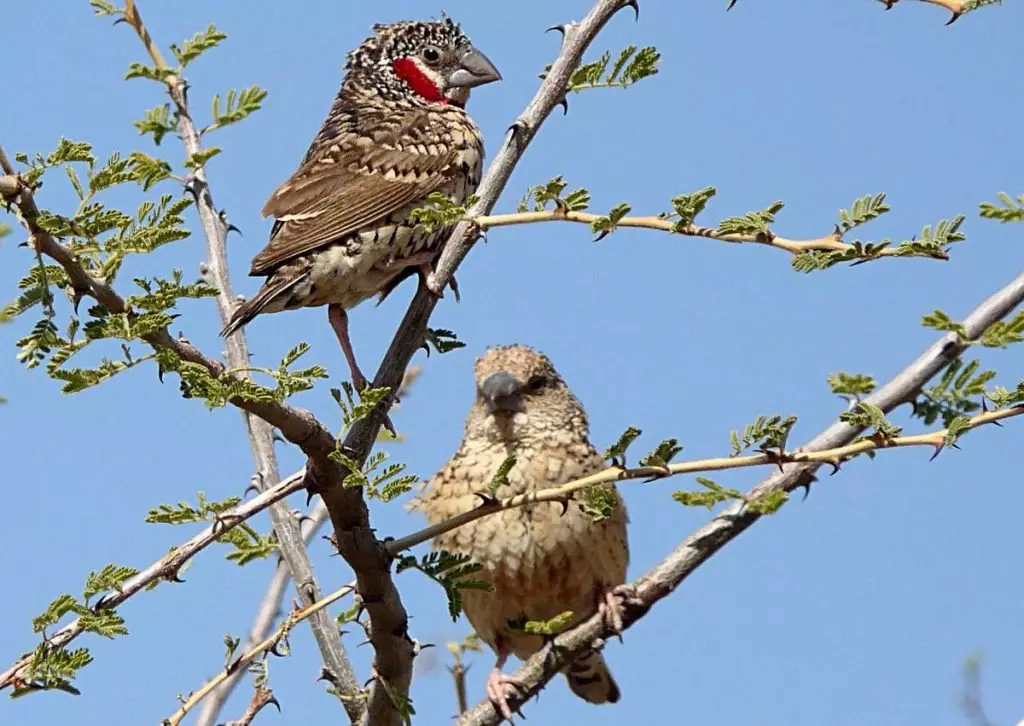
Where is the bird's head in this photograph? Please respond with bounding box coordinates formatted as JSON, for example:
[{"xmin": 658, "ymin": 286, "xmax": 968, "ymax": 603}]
[
  {"xmin": 346, "ymin": 16, "xmax": 501, "ymax": 107},
  {"xmin": 468, "ymin": 344, "xmax": 590, "ymax": 444}
]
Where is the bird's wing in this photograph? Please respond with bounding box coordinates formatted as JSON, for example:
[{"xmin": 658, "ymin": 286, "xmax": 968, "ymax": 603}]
[{"xmin": 250, "ymin": 107, "xmax": 461, "ymax": 276}]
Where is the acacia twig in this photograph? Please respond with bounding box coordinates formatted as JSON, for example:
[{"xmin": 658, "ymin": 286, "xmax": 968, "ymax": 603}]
[
  {"xmin": 390, "ymin": 404, "xmax": 1022, "ymax": 556},
  {"xmin": 473, "ymin": 209, "xmax": 944, "ymax": 259},
  {"xmin": 165, "ymin": 582, "xmax": 357, "ymax": 726},
  {"xmin": 117, "ymin": 2, "xmax": 362, "ymax": 716},
  {"xmin": 195, "ymin": 499, "xmax": 329, "ymax": 726},
  {"xmin": 455, "ymin": 267, "xmax": 1024, "ymax": 724},
  {"xmin": 0, "ymin": 471, "xmax": 306, "ymax": 691},
  {"xmin": 225, "ymin": 685, "xmax": 281, "ymax": 726}
]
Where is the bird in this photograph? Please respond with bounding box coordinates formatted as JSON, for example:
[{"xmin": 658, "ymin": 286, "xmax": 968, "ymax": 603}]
[
  {"xmin": 221, "ymin": 17, "xmax": 501, "ymax": 394},
  {"xmin": 411, "ymin": 344, "xmax": 631, "ymax": 719}
]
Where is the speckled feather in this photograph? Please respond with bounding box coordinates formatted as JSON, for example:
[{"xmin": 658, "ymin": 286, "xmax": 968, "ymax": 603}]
[
  {"xmin": 222, "ymin": 18, "xmax": 486, "ymax": 336},
  {"xmin": 412, "ymin": 345, "xmax": 629, "ymax": 705}
]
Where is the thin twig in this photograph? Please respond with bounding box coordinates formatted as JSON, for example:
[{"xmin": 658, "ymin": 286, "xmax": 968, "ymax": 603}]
[
  {"xmin": 224, "ymin": 685, "xmax": 281, "ymax": 726},
  {"xmin": 195, "ymin": 500, "xmax": 329, "ymax": 726},
  {"xmin": 0, "ymin": 471, "xmax": 306, "ymax": 691},
  {"xmin": 117, "ymin": 3, "xmax": 365, "ymax": 716},
  {"xmin": 456, "ymin": 267, "xmax": 1024, "ymax": 724},
  {"xmin": 390, "ymin": 405, "xmax": 1022, "ymax": 556},
  {"xmin": 165, "ymin": 582, "xmax": 357, "ymax": 726},
  {"xmin": 473, "ymin": 210, "xmax": 929, "ymax": 259}
]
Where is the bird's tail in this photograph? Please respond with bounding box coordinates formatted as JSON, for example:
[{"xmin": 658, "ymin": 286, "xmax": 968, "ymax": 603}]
[
  {"xmin": 564, "ymin": 651, "xmax": 620, "ymax": 705},
  {"xmin": 220, "ymin": 274, "xmax": 305, "ymax": 338}
]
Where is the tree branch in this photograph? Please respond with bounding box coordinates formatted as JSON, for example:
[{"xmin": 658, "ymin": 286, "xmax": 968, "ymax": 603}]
[
  {"xmin": 456, "ymin": 266, "xmax": 1024, "ymax": 724},
  {"xmin": 195, "ymin": 500, "xmax": 330, "ymax": 726},
  {"xmin": 224, "ymin": 685, "xmax": 280, "ymax": 726},
  {"xmin": 105, "ymin": 2, "xmax": 365, "ymax": 716},
  {"xmin": 0, "ymin": 471, "xmax": 306, "ymax": 691},
  {"xmin": 473, "ymin": 209, "xmax": 945, "ymax": 259},
  {"xmin": 390, "ymin": 404, "xmax": 1022, "ymax": 557},
  {"xmin": 165, "ymin": 582, "xmax": 356, "ymax": 726}
]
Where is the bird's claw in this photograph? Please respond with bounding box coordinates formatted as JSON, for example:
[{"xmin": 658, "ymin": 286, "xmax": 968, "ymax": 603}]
[
  {"xmin": 598, "ymin": 584, "xmax": 639, "ymax": 639},
  {"xmin": 487, "ymin": 669, "xmax": 526, "ymax": 722}
]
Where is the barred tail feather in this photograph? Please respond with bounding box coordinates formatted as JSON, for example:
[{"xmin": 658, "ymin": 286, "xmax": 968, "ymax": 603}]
[
  {"xmin": 220, "ymin": 274, "xmax": 305, "ymax": 338},
  {"xmin": 564, "ymin": 651, "xmax": 620, "ymax": 705}
]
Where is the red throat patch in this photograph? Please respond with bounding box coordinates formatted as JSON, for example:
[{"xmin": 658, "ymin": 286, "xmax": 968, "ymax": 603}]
[{"xmin": 392, "ymin": 57, "xmax": 448, "ymax": 104}]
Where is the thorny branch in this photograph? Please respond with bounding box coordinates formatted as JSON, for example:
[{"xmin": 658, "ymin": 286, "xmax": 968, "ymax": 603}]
[
  {"xmin": 117, "ymin": 0, "xmax": 361, "ymax": 717},
  {"xmin": 198, "ymin": 366, "xmax": 418, "ymax": 726},
  {"xmin": 877, "ymin": 0, "xmax": 997, "ymax": 25},
  {"xmin": 0, "ymin": 471, "xmax": 307, "ymax": 691},
  {"xmin": 473, "ymin": 209, "xmax": 946, "ymax": 260},
  {"xmin": 456, "ymin": 267, "xmax": 1024, "ymax": 724},
  {"xmin": 165, "ymin": 582, "xmax": 356, "ymax": 726},
  {"xmin": 388, "ymin": 405, "xmax": 1023, "ymax": 556},
  {"xmin": 224, "ymin": 686, "xmax": 281, "ymax": 726}
]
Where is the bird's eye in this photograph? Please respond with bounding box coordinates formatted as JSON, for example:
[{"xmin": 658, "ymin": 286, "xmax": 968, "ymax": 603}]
[
  {"xmin": 422, "ymin": 46, "xmax": 441, "ymax": 64},
  {"xmin": 527, "ymin": 376, "xmax": 547, "ymax": 392}
]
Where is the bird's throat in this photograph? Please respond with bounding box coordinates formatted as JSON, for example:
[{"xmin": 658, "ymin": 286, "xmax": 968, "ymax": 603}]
[{"xmin": 392, "ymin": 57, "xmax": 448, "ymax": 104}]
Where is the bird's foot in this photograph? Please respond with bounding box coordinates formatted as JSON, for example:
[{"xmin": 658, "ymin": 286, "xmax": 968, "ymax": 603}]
[
  {"xmin": 486, "ymin": 668, "xmax": 526, "ymax": 722},
  {"xmin": 598, "ymin": 583, "xmax": 640, "ymax": 639}
]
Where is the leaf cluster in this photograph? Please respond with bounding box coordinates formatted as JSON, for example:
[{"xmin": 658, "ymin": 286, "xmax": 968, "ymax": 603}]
[{"xmin": 396, "ymin": 551, "xmax": 492, "ymax": 621}]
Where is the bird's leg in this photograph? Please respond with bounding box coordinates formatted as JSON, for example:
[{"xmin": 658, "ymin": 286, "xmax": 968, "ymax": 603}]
[
  {"xmin": 486, "ymin": 641, "xmax": 526, "ymax": 722},
  {"xmin": 327, "ymin": 304, "xmax": 396, "ymax": 435},
  {"xmin": 597, "ymin": 583, "xmax": 640, "ymax": 639}
]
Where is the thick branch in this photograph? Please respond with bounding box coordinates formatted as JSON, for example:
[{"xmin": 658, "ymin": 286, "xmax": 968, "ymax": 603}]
[
  {"xmin": 457, "ymin": 266, "xmax": 1024, "ymax": 724},
  {"xmin": 0, "ymin": 471, "xmax": 306, "ymax": 691},
  {"xmin": 474, "ymin": 209, "xmax": 940, "ymax": 259}
]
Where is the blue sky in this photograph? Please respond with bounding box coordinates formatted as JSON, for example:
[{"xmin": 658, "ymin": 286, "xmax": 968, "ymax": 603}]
[{"xmin": 2, "ymin": 1, "xmax": 1023, "ymax": 724}]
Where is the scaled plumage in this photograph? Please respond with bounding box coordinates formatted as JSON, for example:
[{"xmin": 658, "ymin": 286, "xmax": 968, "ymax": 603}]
[
  {"xmin": 222, "ymin": 18, "xmax": 500, "ymax": 390},
  {"xmin": 412, "ymin": 345, "xmax": 630, "ymax": 718}
]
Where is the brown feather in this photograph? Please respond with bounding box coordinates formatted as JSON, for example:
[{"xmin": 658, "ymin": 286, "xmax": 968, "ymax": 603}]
[
  {"xmin": 221, "ymin": 272, "xmax": 308, "ymax": 337},
  {"xmin": 249, "ymin": 109, "xmax": 460, "ymax": 277}
]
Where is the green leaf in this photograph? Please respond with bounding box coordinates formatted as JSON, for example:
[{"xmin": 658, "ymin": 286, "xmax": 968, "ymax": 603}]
[
  {"xmin": 944, "ymin": 415, "xmax": 973, "ymax": 447},
  {"xmin": 669, "ymin": 187, "xmax": 717, "ymax": 229},
  {"xmin": 489, "ymin": 455, "xmax": 517, "ymax": 494},
  {"xmin": 717, "ymin": 200, "xmax": 785, "ymax": 236},
  {"xmin": 839, "ymin": 402, "xmax": 902, "ymax": 440},
  {"xmin": 912, "ymin": 358, "xmax": 995, "ymax": 426},
  {"xmin": 921, "ymin": 309, "xmax": 967, "ymax": 339},
  {"xmin": 746, "ymin": 490, "xmax": 789, "ymax": 515},
  {"xmin": 579, "ymin": 484, "xmax": 618, "ymax": 522},
  {"xmin": 893, "ymin": 216, "xmax": 965, "ymax": 259},
  {"xmin": 15, "ymin": 645, "xmax": 94, "ymax": 697},
  {"xmin": 424, "ymin": 327, "xmax": 466, "ymax": 355},
  {"xmin": 408, "ymin": 192, "xmax": 475, "ymax": 233},
  {"xmin": 207, "ymin": 85, "xmax": 268, "ymax": 132},
  {"xmin": 672, "ymin": 477, "xmax": 743, "ymax": 511},
  {"xmin": 729, "ymin": 414, "xmax": 797, "ymax": 456},
  {"xmin": 827, "ymin": 371, "xmax": 877, "ymax": 398},
  {"xmin": 837, "ymin": 193, "xmax": 890, "ymax": 233},
  {"xmin": 170, "ymin": 24, "xmax": 228, "ymax": 67},
  {"xmin": 33, "ymin": 594, "xmax": 82, "ymax": 633},
  {"xmin": 517, "ymin": 175, "xmax": 590, "ymax": 213},
  {"xmin": 397, "ymin": 551, "xmax": 492, "ymax": 621},
  {"xmin": 124, "ymin": 62, "xmax": 176, "ymax": 83},
  {"xmin": 590, "ymin": 202, "xmax": 632, "ymax": 241},
  {"xmin": 184, "ymin": 147, "xmax": 222, "ymax": 170},
  {"xmin": 127, "ymin": 151, "xmax": 173, "ymax": 190},
  {"xmin": 146, "ymin": 491, "xmax": 243, "ymax": 525},
  {"xmin": 638, "ymin": 438, "xmax": 683, "ymax": 469},
  {"xmin": 508, "ymin": 610, "xmax": 574, "ymax": 636},
  {"xmin": 979, "ymin": 192, "xmax": 1024, "ymax": 224},
  {"xmin": 978, "ymin": 310, "xmax": 1024, "ymax": 348},
  {"xmin": 223, "ymin": 633, "xmax": 241, "ymax": 666},
  {"xmin": 83, "ymin": 565, "xmax": 138, "ymax": 604},
  {"xmin": 134, "ymin": 104, "xmax": 178, "ymax": 145},
  {"xmin": 543, "ymin": 45, "xmax": 660, "ymax": 92},
  {"xmin": 602, "ymin": 426, "xmax": 642, "ymax": 465}
]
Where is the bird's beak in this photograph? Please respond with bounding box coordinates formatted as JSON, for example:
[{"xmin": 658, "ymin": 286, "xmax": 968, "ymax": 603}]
[
  {"xmin": 447, "ymin": 47, "xmax": 502, "ymax": 89},
  {"xmin": 481, "ymin": 371, "xmax": 523, "ymax": 414}
]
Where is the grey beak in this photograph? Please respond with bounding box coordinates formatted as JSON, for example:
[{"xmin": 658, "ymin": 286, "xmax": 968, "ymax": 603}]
[
  {"xmin": 481, "ymin": 371, "xmax": 522, "ymax": 414},
  {"xmin": 447, "ymin": 47, "xmax": 502, "ymax": 89}
]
